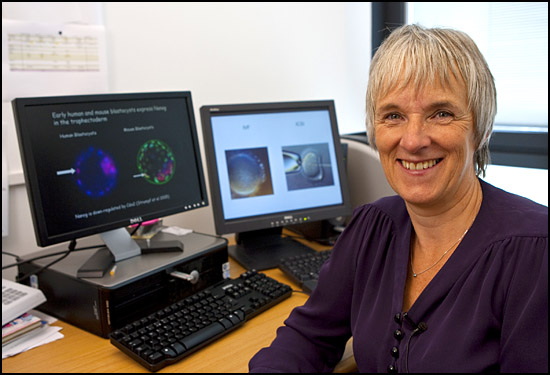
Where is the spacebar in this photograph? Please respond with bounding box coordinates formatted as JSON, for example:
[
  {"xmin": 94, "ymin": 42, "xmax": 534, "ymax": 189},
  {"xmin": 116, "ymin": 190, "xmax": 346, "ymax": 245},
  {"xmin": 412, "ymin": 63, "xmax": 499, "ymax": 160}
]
[{"xmin": 181, "ymin": 322, "xmax": 225, "ymax": 350}]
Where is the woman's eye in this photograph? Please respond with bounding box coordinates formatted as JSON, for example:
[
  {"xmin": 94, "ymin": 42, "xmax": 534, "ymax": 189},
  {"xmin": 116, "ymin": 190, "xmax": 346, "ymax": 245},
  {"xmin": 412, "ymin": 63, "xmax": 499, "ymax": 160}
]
[
  {"xmin": 386, "ymin": 113, "xmax": 401, "ymax": 121},
  {"xmin": 435, "ymin": 111, "xmax": 452, "ymax": 118},
  {"xmin": 430, "ymin": 111, "xmax": 454, "ymax": 124}
]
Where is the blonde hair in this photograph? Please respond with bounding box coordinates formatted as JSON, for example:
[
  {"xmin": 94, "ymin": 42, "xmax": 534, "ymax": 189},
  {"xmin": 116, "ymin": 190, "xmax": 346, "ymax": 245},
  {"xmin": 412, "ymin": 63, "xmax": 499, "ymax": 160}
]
[{"xmin": 366, "ymin": 24, "xmax": 496, "ymax": 177}]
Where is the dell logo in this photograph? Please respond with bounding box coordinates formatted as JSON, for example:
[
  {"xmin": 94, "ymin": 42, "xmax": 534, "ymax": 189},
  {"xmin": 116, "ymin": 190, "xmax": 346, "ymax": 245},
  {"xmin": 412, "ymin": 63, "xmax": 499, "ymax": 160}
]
[{"xmin": 129, "ymin": 217, "xmax": 143, "ymax": 224}]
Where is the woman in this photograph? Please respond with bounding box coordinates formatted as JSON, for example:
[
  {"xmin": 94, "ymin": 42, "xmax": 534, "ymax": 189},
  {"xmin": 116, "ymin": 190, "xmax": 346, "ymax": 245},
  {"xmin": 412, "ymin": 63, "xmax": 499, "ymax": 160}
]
[{"xmin": 249, "ymin": 25, "xmax": 548, "ymax": 373}]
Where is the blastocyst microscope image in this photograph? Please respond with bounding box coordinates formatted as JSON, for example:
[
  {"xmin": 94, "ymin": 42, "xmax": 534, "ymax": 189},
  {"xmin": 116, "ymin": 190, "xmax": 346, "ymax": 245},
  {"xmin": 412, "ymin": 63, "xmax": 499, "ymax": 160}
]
[
  {"xmin": 75, "ymin": 146, "xmax": 118, "ymax": 197},
  {"xmin": 137, "ymin": 139, "xmax": 176, "ymax": 185}
]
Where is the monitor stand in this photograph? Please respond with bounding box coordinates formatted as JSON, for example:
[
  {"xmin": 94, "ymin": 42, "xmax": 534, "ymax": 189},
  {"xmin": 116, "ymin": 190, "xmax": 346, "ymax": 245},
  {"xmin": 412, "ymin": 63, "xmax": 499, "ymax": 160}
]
[
  {"xmin": 229, "ymin": 227, "xmax": 315, "ymax": 271},
  {"xmin": 76, "ymin": 227, "xmax": 184, "ymax": 278}
]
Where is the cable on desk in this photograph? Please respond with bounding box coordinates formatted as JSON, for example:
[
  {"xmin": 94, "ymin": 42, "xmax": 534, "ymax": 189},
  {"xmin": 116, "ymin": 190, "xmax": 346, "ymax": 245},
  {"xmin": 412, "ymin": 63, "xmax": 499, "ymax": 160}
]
[
  {"xmin": 2, "ymin": 242, "xmax": 104, "ymax": 270},
  {"xmin": 15, "ymin": 239, "xmax": 78, "ymax": 283}
]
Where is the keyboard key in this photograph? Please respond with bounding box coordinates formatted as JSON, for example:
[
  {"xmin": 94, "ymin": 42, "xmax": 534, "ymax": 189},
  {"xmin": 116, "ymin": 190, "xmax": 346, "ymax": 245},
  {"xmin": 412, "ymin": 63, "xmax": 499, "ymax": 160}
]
[
  {"xmin": 147, "ymin": 351, "xmax": 164, "ymax": 364},
  {"xmin": 170, "ymin": 342, "xmax": 186, "ymax": 356},
  {"xmin": 180, "ymin": 322, "xmax": 225, "ymax": 350}
]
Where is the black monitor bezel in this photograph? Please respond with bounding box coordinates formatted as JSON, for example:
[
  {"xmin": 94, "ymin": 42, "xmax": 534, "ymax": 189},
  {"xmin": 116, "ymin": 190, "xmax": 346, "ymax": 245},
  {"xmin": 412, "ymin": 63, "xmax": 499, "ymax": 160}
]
[
  {"xmin": 12, "ymin": 91, "xmax": 208, "ymax": 247},
  {"xmin": 200, "ymin": 100, "xmax": 352, "ymax": 236}
]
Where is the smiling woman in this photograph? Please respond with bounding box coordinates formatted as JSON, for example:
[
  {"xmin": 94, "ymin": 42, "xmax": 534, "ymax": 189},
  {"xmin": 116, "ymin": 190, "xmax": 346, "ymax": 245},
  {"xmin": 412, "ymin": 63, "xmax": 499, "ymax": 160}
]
[
  {"xmin": 366, "ymin": 26, "xmax": 496, "ymax": 180},
  {"xmin": 372, "ymin": 73, "xmax": 479, "ymax": 210},
  {"xmin": 366, "ymin": 28, "xmax": 486, "ymax": 311},
  {"xmin": 249, "ymin": 24, "xmax": 548, "ymax": 373}
]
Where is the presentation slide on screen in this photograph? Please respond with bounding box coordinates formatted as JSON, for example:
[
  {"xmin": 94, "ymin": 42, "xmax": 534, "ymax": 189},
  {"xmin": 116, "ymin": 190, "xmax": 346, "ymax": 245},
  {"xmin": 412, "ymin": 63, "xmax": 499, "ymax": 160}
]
[
  {"xmin": 24, "ymin": 97, "xmax": 204, "ymax": 237},
  {"xmin": 211, "ymin": 110, "xmax": 343, "ymax": 220}
]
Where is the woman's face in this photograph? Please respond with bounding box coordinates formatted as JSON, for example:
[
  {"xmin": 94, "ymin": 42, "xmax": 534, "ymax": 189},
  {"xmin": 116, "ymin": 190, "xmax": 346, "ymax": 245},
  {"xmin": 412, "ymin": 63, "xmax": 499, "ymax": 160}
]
[{"xmin": 374, "ymin": 75, "xmax": 478, "ymax": 209}]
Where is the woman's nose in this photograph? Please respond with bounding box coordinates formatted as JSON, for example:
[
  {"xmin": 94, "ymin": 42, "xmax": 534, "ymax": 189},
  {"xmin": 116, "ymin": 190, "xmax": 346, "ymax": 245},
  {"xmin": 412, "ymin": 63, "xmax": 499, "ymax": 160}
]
[{"xmin": 399, "ymin": 116, "xmax": 431, "ymax": 153}]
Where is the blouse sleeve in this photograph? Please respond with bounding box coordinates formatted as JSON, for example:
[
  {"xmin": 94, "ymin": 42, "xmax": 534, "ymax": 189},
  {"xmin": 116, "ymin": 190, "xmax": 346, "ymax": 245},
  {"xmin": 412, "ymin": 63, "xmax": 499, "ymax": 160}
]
[
  {"xmin": 499, "ymin": 236, "xmax": 548, "ymax": 373},
  {"xmin": 249, "ymin": 205, "xmax": 393, "ymax": 372}
]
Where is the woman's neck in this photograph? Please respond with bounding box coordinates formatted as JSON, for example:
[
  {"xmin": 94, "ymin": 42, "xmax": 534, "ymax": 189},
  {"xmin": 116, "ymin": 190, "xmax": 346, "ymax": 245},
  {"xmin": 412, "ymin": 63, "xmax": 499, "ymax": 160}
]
[{"xmin": 406, "ymin": 178, "xmax": 483, "ymax": 249}]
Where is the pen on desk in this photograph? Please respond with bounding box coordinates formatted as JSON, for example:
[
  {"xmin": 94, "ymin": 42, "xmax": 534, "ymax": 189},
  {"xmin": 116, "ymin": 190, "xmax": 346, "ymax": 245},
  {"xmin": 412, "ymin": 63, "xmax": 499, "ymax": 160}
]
[{"xmin": 110, "ymin": 265, "xmax": 117, "ymax": 276}]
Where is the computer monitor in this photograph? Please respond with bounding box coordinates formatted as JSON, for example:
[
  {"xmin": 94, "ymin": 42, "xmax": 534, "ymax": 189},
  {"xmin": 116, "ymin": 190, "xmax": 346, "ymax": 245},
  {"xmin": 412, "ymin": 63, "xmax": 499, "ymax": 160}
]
[
  {"xmin": 200, "ymin": 100, "xmax": 351, "ymax": 270},
  {"xmin": 12, "ymin": 91, "xmax": 208, "ymax": 278}
]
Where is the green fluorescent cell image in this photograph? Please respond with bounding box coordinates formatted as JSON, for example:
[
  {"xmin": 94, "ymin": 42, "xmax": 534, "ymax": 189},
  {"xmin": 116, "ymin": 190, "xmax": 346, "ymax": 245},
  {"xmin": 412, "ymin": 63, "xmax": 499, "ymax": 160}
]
[{"xmin": 137, "ymin": 139, "xmax": 176, "ymax": 185}]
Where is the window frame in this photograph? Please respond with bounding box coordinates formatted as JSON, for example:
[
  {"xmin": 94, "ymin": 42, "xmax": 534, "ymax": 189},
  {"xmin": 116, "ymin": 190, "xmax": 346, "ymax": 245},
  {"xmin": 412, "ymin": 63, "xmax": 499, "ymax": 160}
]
[{"xmin": 369, "ymin": 1, "xmax": 548, "ymax": 170}]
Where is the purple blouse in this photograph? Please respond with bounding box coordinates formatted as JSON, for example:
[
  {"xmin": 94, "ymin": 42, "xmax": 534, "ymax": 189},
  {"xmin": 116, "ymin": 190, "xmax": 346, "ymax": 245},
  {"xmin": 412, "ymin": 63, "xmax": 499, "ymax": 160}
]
[{"xmin": 249, "ymin": 180, "xmax": 548, "ymax": 373}]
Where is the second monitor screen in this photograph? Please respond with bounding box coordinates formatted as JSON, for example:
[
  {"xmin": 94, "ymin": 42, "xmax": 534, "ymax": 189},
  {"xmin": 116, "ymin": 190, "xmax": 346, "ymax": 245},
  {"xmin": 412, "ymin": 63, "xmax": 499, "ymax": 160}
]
[{"xmin": 210, "ymin": 109, "xmax": 343, "ymax": 221}]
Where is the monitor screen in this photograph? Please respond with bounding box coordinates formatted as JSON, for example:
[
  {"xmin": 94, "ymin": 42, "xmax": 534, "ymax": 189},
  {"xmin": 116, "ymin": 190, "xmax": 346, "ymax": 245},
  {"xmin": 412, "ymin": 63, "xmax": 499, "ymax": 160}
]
[
  {"xmin": 13, "ymin": 91, "xmax": 208, "ymax": 277},
  {"xmin": 200, "ymin": 100, "xmax": 351, "ymax": 270}
]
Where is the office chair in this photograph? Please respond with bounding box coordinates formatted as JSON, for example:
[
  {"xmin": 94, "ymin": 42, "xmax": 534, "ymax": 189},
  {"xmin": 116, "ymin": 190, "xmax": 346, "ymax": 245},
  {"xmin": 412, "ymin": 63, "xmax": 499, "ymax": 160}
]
[{"xmin": 340, "ymin": 134, "xmax": 395, "ymax": 209}]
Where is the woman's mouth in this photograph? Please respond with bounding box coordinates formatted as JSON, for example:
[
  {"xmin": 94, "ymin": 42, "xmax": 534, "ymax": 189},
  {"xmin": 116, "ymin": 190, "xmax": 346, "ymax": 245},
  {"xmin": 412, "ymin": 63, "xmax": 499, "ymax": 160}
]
[{"xmin": 399, "ymin": 158, "xmax": 442, "ymax": 171}]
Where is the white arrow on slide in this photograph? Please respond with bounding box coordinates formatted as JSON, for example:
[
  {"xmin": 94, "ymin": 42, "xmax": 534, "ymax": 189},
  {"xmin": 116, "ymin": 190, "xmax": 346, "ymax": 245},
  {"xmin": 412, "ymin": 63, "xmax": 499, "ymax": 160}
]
[{"xmin": 56, "ymin": 168, "xmax": 76, "ymax": 176}]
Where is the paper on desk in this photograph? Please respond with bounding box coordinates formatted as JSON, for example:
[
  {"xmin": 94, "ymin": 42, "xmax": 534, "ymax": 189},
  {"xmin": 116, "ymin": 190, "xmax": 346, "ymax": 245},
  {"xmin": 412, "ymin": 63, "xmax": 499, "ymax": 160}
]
[
  {"xmin": 161, "ymin": 226, "xmax": 193, "ymax": 236},
  {"xmin": 29, "ymin": 309, "xmax": 57, "ymax": 324},
  {"xmin": 2, "ymin": 310, "xmax": 63, "ymax": 359},
  {"xmin": 2, "ymin": 325, "xmax": 63, "ymax": 359}
]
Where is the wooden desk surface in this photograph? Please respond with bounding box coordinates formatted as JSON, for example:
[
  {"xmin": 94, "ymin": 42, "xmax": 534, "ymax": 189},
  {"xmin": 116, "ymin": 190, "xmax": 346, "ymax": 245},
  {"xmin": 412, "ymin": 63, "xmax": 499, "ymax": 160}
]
[{"xmin": 2, "ymin": 236, "xmax": 356, "ymax": 373}]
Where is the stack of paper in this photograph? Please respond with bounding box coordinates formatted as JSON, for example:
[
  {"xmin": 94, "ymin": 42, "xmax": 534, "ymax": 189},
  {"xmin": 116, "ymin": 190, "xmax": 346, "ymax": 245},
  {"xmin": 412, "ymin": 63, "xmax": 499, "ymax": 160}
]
[
  {"xmin": 2, "ymin": 313, "xmax": 43, "ymax": 345},
  {"xmin": 2, "ymin": 310, "xmax": 63, "ymax": 359}
]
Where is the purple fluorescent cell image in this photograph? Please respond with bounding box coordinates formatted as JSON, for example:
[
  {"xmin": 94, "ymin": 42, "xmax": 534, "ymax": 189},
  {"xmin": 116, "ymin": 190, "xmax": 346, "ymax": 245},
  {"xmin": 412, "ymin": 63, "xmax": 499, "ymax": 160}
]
[{"xmin": 75, "ymin": 147, "xmax": 117, "ymax": 197}]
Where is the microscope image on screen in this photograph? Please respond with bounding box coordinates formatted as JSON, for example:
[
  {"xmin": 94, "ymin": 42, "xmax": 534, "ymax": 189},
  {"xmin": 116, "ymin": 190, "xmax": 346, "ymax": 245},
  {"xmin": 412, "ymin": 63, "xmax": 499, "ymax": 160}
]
[
  {"xmin": 72, "ymin": 146, "xmax": 118, "ymax": 198},
  {"xmin": 226, "ymin": 147, "xmax": 273, "ymax": 199},
  {"xmin": 200, "ymin": 100, "xmax": 351, "ymax": 271},
  {"xmin": 282, "ymin": 143, "xmax": 334, "ymax": 191},
  {"xmin": 136, "ymin": 139, "xmax": 176, "ymax": 185},
  {"xmin": 67, "ymin": 138, "xmax": 176, "ymax": 200}
]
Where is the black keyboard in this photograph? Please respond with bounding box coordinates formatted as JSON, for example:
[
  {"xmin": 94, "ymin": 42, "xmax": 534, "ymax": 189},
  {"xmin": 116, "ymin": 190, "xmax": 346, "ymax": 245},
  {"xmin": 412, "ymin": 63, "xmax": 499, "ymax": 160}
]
[
  {"xmin": 110, "ymin": 270, "xmax": 292, "ymax": 372},
  {"xmin": 278, "ymin": 250, "xmax": 332, "ymax": 294}
]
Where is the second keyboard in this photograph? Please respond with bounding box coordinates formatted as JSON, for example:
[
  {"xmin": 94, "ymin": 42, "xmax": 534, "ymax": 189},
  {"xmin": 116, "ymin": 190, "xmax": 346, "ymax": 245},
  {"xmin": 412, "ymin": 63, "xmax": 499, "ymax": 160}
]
[
  {"xmin": 278, "ymin": 250, "xmax": 332, "ymax": 294},
  {"xmin": 110, "ymin": 270, "xmax": 292, "ymax": 371}
]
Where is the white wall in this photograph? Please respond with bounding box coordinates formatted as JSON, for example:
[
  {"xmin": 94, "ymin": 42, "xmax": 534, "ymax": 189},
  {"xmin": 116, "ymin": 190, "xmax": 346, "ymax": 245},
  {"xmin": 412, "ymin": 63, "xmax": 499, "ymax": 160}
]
[
  {"xmin": 2, "ymin": 2, "xmax": 372, "ymax": 279},
  {"xmin": 103, "ymin": 2, "xmax": 371, "ymax": 133}
]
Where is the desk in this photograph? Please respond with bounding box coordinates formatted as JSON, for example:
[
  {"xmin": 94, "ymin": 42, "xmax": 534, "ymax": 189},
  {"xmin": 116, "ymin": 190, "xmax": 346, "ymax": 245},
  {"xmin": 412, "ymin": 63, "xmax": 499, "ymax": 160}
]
[{"xmin": 2, "ymin": 235, "xmax": 356, "ymax": 373}]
